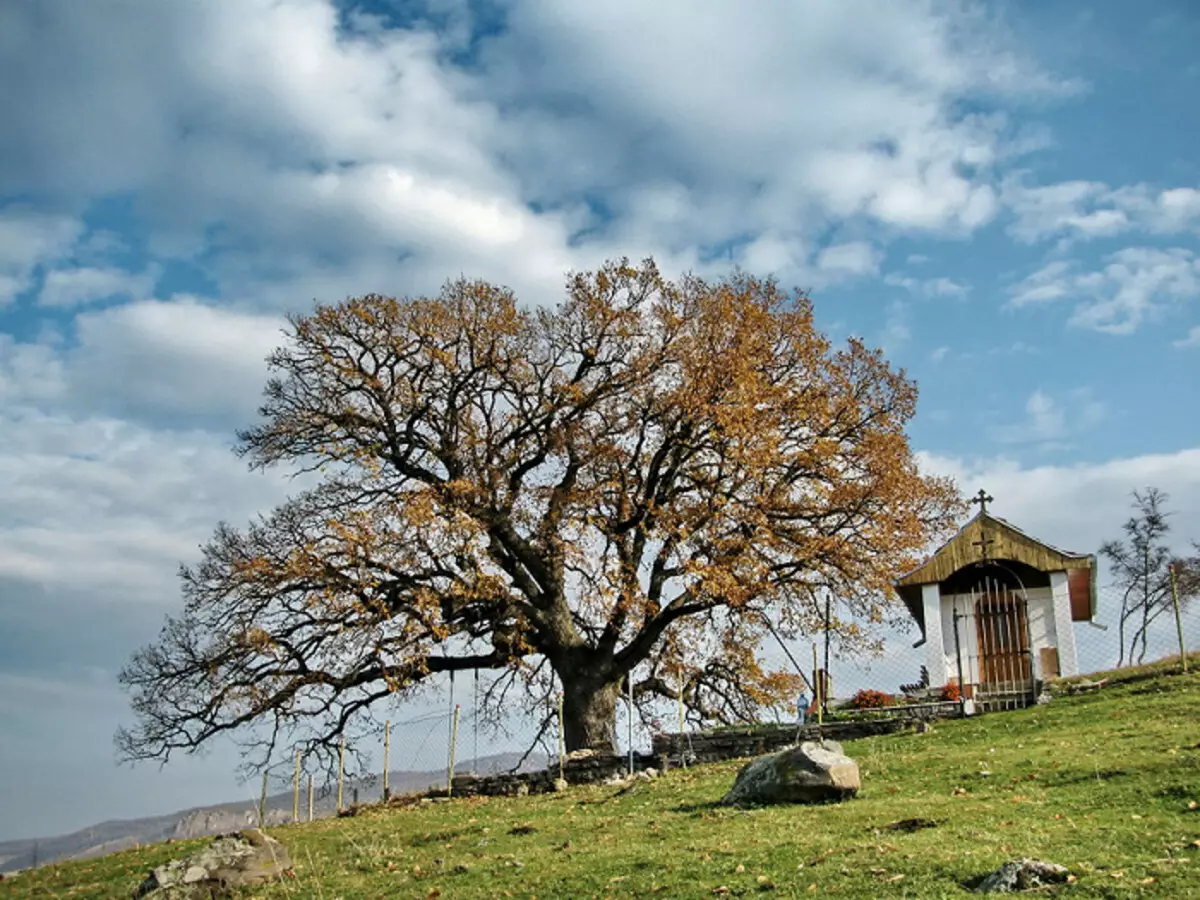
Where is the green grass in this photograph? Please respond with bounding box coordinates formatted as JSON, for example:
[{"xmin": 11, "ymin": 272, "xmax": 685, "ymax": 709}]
[{"xmin": 5, "ymin": 666, "xmax": 1200, "ymax": 899}]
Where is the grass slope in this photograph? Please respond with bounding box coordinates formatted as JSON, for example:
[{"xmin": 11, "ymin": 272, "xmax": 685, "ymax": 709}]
[{"xmin": 5, "ymin": 665, "xmax": 1199, "ymax": 899}]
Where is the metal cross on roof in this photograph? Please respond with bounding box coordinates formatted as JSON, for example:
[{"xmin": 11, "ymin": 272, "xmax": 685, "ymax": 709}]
[{"xmin": 971, "ymin": 489, "xmax": 994, "ymax": 515}]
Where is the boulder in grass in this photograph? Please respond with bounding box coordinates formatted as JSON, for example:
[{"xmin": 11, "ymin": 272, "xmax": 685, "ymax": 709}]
[
  {"xmin": 133, "ymin": 829, "xmax": 291, "ymax": 898},
  {"xmin": 721, "ymin": 740, "xmax": 860, "ymax": 807}
]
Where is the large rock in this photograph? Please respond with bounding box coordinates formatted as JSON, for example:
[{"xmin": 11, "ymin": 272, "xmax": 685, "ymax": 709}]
[
  {"xmin": 721, "ymin": 740, "xmax": 860, "ymax": 806},
  {"xmin": 133, "ymin": 829, "xmax": 291, "ymax": 898}
]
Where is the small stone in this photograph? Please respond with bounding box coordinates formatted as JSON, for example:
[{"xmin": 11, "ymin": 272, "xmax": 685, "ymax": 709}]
[
  {"xmin": 515, "ymin": 783, "xmax": 530, "ymax": 797},
  {"xmin": 181, "ymin": 866, "xmax": 208, "ymax": 883},
  {"xmin": 974, "ymin": 858, "xmax": 1069, "ymax": 893},
  {"xmin": 553, "ymin": 777, "xmax": 569, "ymax": 792}
]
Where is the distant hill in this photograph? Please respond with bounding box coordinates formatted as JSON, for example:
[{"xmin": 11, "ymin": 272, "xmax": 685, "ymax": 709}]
[{"xmin": 0, "ymin": 750, "xmax": 544, "ymax": 874}]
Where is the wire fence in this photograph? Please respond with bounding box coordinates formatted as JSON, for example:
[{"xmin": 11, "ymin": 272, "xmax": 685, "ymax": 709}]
[
  {"xmin": 247, "ymin": 582, "xmax": 1196, "ymax": 821},
  {"xmin": 253, "ymin": 691, "xmax": 571, "ymax": 826},
  {"xmin": 763, "ymin": 582, "xmax": 1200, "ymax": 722}
]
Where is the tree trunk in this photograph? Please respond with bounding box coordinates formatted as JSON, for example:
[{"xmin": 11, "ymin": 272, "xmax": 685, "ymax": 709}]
[{"xmin": 559, "ymin": 673, "xmax": 621, "ymax": 753}]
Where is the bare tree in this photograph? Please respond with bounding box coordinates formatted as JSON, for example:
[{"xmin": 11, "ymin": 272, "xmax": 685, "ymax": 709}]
[
  {"xmin": 118, "ymin": 258, "xmax": 961, "ymax": 775},
  {"xmin": 1101, "ymin": 488, "xmax": 1198, "ymax": 666}
]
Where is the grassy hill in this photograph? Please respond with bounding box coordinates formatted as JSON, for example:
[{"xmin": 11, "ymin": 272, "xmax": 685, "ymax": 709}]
[{"xmin": 4, "ymin": 663, "xmax": 1199, "ymax": 898}]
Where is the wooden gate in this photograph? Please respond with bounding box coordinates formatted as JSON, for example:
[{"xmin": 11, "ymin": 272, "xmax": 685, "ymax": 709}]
[{"xmin": 968, "ymin": 575, "xmax": 1035, "ymax": 712}]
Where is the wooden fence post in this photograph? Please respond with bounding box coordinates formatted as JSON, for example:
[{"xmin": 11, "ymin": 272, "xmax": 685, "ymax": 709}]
[
  {"xmin": 447, "ymin": 704, "xmax": 461, "ymax": 796},
  {"xmin": 258, "ymin": 770, "xmax": 269, "ymax": 827},
  {"xmin": 1170, "ymin": 564, "xmax": 1188, "ymax": 674},
  {"xmin": 292, "ymin": 748, "xmax": 301, "ymax": 823},
  {"xmin": 383, "ymin": 720, "xmax": 391, "ymax": 800},
  {"xmin": 337, "ymin": 736, "xmax": 345, "ymax": 813},
  {"xmin": 557, "ymin": 692, "xmax": 566, "ymax": 781}
]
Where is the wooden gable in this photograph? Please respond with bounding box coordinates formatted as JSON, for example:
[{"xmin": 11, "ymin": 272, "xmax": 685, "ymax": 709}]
[{"xmin": 894, "ymin": 512, "xmax": 1097, "ymax": 632}]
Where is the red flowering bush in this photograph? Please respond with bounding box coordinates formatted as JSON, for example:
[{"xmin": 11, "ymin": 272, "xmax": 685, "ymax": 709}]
[
  {"xmin": 939, "ymin": 682, "xmax": 962, "ymax": 703},
  {"xmin": 848, "ymin": 688, "xmax": 894, "ymax": 709}
]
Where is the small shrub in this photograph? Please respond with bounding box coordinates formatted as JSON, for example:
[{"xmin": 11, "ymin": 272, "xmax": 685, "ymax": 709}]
[
  {"xmin": 939, "ymin": 682, "xmax": 962, "ymax": 703},
  {"xmin": 848, "ymin": 688, "xmax": 893, "ymax": 709}
]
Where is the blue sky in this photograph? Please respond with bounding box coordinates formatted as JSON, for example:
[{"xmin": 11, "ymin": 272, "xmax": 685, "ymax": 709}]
[{"xmin": 1, "ymin": 0, "xmax": 1199, "ymax": 843}]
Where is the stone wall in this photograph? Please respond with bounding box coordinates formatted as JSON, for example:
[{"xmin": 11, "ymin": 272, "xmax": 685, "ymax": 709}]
[
  {"xmin": 387, "ymin": 702, "xmax": 962, "ymax": 803},
  {"xmin": 447, "ymin": 750, "xmax": 658, "ymax": 798},
  {"xmin": 652, "ymin": 702, "xmax": 962, "ymax": 766}
]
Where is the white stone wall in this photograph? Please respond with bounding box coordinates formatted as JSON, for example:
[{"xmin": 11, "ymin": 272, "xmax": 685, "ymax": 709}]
[
  {"xmin": 921, "ymin": 582, "xmax": 947, "ymax": 686},
  {"xmin": 1049, "ymin": 571, "xmax": 1081, "ymax": 677}
]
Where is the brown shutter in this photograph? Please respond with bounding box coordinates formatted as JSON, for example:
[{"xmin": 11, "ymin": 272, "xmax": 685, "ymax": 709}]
[{"xmin": 1068, "ymin": 568, "xmax": 1092, "ymax": 621}]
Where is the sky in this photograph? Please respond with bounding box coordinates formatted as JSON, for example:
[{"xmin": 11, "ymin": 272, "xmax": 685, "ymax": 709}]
[{"xmin": 1, "ymin": 0, "xmax": 1199, "ymax": 844}]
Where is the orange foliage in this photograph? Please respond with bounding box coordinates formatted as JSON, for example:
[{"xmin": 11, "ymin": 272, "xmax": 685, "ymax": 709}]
[{"xmin": 120, "ymin": 258, "xmax": 963, "ymax": 760}]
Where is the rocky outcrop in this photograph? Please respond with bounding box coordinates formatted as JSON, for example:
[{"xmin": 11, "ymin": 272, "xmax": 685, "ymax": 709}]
[
  {"xmin": 721, "ymin": 740, "xmax": 860, "ymax": 806},
  {"xmin": 133, "ymin": 829, "xmax": 291, "ymax": 898}
]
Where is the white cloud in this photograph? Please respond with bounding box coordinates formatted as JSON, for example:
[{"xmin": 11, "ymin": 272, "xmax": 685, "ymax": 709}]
[
  {"xmin": 988, "ymin": 340, "xmax": 1040, "ymax": 356},
  {"xmin": 1158, "ymin": 187, "xmax": 1200, "ymax": 229},
  {"xmin": 1009, "ymin": 247, "xmax": 1200, "ymax": 335},
  {"xmin": 885, "ymin": 273, "xmax": 969, "ymax": 297},
  {"xmin": 38, "ymin": 264, "xmax": 160, "ymax": 308},
  {"xmin": 1009, "ymin": 258, "xmax": 1075, "ymax": 306},
  {"xmin": 0, "ymin": 0, "xmax": 1076, "ymax": 315},
  {"xmin": 918, "ymin": 447, "xmax": 1200, "ymax": 564},
  {"xmin": 1003, "ymin": 175, "xmax": 1200, "ymax": 244},
  {"xmin": 815, "ymin": 241, "xmax": 881, "ymax": 278},
  {"xmin": 995, "ymin": 389, "xmax": 1067, "ymax": 445},
  {"xmin": 930, "ymin": 346, "xmax": 950, "ymax": 363},
  {"xmin": 987, "ymin": 388, "xmax": 1105, "ymax": 449},
  {"xmin": 0, "ymin": 409, "xmax": 306, "ymax": 603},
  {"xmin": 67, "ymin": 297, "xmax": 286, "ymax": 423},
  {"xmin": 878, "ymin": 299, "xmax": 911, "ymax": 353},
  {"xmin": 0, "ymin": 207, "xmax": 82, "ymax": 305},
  {"xmin": 1173, "ymin": 325, "xmax": 1200, "ymax": 348},
  {"xmin": 0, "ymin": 336, "xmax": 66, "ymax": 407}
]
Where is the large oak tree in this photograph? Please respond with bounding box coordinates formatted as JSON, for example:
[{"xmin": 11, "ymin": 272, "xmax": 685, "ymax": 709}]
[{"xmin": 118, "ymin": 259, "xmax": 960, "ymax": 770}]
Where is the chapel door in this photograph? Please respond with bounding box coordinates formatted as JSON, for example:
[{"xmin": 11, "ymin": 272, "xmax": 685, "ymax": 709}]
[{"xmin": 972, "ymin": 579, "xmax": 1033, "ymax": 692}]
